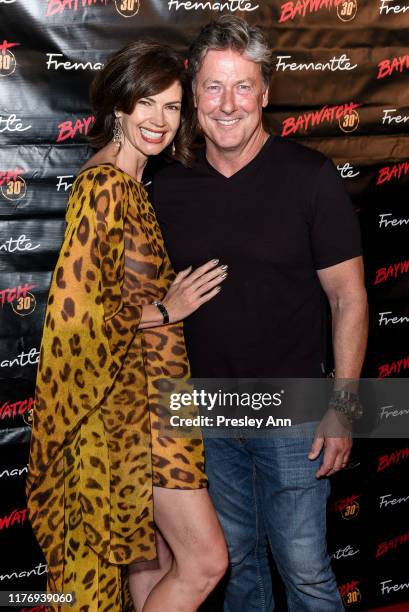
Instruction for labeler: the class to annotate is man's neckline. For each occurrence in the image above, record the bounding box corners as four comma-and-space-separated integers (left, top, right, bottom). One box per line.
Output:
203, 135, 273, 180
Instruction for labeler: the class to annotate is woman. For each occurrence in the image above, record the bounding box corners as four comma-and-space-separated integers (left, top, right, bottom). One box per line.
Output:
25, 41, 228, 612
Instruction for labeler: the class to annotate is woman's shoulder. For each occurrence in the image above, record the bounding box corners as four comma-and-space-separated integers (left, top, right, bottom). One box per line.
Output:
75, 162, 127, 186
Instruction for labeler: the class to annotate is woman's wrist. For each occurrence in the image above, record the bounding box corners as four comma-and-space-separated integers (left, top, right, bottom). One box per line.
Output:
152, 300, 170, 324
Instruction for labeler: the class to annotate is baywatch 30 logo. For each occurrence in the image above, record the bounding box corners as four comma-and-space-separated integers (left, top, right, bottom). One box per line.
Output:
281, 102, 360, 137
330, 494, 361, 520
279, 0, 358, 23
339, 580, 362, 606
0, 168, 27, 202
0, 40, 19, 77
115, 0, 140, 16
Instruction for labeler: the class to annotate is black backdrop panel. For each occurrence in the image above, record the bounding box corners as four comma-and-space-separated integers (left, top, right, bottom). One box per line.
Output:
0, 1, 408, 610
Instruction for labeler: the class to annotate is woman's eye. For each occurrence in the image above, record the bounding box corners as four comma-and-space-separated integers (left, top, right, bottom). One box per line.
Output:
139, 100, 151, 106
166, 105, 181, 112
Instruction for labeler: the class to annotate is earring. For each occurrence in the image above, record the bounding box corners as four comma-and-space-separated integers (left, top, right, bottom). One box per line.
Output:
172, 142, 176, 156
113, 116, 122, 147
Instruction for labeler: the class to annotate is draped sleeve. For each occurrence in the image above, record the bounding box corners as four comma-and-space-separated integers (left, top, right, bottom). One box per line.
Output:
26, 166, 143, 493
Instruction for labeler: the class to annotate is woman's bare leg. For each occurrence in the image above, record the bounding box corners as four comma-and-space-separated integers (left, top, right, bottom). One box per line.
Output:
142, 486, 228, 612
128, 529, 172, 612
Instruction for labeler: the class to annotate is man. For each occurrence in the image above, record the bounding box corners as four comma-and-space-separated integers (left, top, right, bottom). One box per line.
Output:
153, 15, 368, 612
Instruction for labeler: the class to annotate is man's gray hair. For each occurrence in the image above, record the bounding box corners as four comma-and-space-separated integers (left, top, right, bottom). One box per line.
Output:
187, 15, 273, 89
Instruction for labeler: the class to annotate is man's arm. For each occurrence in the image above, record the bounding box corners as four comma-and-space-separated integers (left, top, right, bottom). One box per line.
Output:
309, 255, 369, 477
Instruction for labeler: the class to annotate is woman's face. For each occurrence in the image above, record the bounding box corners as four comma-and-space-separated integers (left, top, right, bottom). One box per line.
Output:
117, 80, 182, 157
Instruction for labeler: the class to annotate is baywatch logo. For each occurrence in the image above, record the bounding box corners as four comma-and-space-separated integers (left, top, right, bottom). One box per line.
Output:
339, 580, 362, 606
46, 0, 108, 17
45, 0, 141, 17
378, 356, 409, 378
330, 494, 360, 519
0, 283, 37, 316
377, 161, 409, 185
374, 258, 409, 285
281, 102, 359, 137
279, 0, 358, 23
0, 168, 27, 202
0, 40, 19, 77
114, 0, 140, 17
376, 531, 409, 558
0, 397, 34, 421
0, 508, 28, 530
377, 54, 409, 79
377, 447, 409, 471
57, 115, 94, 142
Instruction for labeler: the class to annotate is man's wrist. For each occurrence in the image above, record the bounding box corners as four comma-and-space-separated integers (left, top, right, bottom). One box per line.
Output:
328, 389, 363, 422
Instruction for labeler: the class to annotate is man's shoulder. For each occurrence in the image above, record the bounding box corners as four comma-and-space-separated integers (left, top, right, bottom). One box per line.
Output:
268, 136, 328, 171
153, 151, 204, 186
154, 160, 189, 182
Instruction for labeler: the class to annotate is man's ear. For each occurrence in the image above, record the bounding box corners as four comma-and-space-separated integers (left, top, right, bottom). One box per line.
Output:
262, 87, 269, 108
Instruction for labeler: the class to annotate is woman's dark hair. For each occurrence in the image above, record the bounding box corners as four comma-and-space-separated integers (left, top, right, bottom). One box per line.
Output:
88, 40, 194, 166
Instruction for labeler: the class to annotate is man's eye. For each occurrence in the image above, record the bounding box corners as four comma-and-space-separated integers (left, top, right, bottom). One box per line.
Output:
207, 85, 220, 91
238, 84, 251, 91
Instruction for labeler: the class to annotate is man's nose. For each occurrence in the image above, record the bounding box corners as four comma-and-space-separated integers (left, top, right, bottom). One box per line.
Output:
219, 88, 236, 114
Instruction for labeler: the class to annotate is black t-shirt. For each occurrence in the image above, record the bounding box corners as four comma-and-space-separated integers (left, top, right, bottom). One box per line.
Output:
153, 136, 362, 378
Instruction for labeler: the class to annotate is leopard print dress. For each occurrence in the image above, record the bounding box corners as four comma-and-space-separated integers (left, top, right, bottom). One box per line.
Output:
25, 164, 207, 611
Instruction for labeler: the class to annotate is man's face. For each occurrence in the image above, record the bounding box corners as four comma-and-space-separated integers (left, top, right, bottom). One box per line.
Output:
194, 49, 269, 153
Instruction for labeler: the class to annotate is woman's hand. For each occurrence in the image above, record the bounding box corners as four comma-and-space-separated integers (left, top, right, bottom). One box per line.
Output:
162, 259, 227, 323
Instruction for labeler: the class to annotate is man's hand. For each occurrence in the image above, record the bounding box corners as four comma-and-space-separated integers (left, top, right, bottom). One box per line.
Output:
308, 408, 353, 478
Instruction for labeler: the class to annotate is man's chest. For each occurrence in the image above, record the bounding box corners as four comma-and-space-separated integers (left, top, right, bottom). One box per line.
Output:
158, 181, 313, 273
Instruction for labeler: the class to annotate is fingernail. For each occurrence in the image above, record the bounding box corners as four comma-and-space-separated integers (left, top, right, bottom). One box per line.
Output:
216, 286, 221, 292
212, 259, 219, 264
221, 273, 228, 279
221, 265, 228, 271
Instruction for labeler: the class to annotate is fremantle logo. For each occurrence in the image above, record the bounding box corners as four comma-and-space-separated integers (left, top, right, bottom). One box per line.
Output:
168, 0, 259, 11
379, 0, 409, 14
57, 175, 74, 191
378, 213, 409, 228
378, 311, 409, 326
382, 108, 409, 125
0, 466, 28, 479
0, 348, 40, 369
337, 162, 360, 178
380, 580, 409, 595
332, 544, 360, 560
0, 562, 48, 582
379, 493, 409, 508
275, 53, 357, 72
0, 235, 41, 253
0, 114, 31, 132
46, 53, 103, 71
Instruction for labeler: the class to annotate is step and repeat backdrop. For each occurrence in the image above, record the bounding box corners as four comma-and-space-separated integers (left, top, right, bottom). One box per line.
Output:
0, 1, 408, 610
